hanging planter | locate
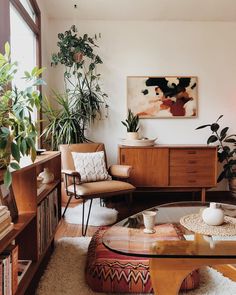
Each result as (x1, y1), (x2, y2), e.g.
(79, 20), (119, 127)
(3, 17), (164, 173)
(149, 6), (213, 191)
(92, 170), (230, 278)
(73, 52), (83, 62)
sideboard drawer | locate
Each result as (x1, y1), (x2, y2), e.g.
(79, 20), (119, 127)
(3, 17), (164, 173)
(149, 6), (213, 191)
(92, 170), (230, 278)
(169, 169), (216, 186)
(169, 148), (217, 187)
(170, 149), (216, 166)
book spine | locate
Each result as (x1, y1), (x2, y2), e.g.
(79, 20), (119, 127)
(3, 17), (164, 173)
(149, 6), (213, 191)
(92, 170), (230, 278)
(5, 246), (18, 295)
(0, 262), (2, 295)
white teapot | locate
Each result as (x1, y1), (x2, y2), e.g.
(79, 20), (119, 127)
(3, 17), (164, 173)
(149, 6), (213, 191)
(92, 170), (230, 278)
(202, 202), (224, 226)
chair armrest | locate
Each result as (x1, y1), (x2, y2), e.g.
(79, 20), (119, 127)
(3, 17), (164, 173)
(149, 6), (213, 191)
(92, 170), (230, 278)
(61, 169), (81, 184)
(62, 169), (81, 177)
(109, 165), (133, 179)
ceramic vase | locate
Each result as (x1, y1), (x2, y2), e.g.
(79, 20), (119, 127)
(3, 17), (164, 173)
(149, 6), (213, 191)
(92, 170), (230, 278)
(142, 210), (157, 233)
(202, 202), (224, 226)
(39, 168), (54, 184)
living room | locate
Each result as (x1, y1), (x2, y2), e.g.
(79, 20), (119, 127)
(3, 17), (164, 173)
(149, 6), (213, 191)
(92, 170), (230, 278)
(1, 0), (236, 294)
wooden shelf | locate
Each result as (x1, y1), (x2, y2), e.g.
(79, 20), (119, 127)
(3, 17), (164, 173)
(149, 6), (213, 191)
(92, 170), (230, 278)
(37, 180), (61, 204)
(0, 213), (35, 253)
(0, 151), (61, 294)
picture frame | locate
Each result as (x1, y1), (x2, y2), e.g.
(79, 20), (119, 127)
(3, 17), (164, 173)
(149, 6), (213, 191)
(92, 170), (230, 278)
(127, 76), (198, 118)
(0, 182), (18, 221)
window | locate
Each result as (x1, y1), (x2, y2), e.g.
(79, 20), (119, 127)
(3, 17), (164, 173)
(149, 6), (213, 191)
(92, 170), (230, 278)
(0, 0), (42, 134)
(19, 0), (36, 21)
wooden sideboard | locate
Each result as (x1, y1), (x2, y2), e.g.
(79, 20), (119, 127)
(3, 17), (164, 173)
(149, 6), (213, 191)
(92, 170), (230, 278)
(118, 145), (218, 202)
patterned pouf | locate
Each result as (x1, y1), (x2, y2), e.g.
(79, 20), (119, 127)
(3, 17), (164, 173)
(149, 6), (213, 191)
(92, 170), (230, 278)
(85, 225), (199, 293)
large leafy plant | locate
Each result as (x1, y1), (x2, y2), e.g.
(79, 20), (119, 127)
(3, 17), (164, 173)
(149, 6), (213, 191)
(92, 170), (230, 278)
(42, 93), (86, 150)
(196, 115), (236, 182)
(43, 25), (108, 149)
(0, 43), (45, 186)
(121, 109), (140, 132)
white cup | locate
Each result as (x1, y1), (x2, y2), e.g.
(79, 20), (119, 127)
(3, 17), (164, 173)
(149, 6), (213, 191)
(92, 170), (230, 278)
(142, 210), (157, 234)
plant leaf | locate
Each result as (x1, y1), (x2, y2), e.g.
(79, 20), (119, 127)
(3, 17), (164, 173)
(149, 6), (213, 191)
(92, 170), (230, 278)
(10, 162), (20, 170)
(210, 123), (219, 132)
(220, 127), (229, 138)
(4, 168), (12, 188)
(195, 124), (211, 130)
(216, 115), (223, 122)
(11, 142), (20, 162)
(207, 135), (218, 144)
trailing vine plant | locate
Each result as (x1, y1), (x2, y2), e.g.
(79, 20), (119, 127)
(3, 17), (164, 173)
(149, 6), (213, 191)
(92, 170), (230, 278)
(43, 25), (108, 149)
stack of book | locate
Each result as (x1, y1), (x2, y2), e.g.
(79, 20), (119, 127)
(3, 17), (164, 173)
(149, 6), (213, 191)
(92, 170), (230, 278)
(0, 206), (13, 241)
(0, 244), (18, 295)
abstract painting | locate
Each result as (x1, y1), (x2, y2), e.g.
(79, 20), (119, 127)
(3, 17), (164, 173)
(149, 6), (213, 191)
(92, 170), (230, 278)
(127, 76), (198, 118)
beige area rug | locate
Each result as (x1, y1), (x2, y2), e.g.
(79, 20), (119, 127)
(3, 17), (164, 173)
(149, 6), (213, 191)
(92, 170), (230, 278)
(36, 237), (236, 295)
(63, 199), (118, 226)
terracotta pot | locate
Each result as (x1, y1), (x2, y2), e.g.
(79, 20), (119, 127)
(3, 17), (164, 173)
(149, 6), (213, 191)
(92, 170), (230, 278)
(73, 52), (83, 62)
(229, 178), (236, 198)
(126, 132), (139, 140)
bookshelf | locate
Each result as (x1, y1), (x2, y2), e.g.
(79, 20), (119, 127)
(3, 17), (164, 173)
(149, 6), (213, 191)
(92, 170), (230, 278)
(0, 151), (61, 295)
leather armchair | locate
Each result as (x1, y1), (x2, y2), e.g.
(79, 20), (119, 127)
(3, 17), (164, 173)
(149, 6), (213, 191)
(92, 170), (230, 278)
(60, 143), (135, 236)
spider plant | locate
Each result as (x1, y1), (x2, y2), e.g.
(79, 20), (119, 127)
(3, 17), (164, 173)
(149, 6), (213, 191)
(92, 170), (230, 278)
(42, 92), (87, 150)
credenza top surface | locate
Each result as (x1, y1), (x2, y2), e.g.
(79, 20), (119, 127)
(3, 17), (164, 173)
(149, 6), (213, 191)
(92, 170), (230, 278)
(119, 144), (217, 149)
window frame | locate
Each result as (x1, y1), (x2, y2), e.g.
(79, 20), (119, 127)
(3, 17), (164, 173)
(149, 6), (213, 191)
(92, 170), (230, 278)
(0, 0), (42, 144)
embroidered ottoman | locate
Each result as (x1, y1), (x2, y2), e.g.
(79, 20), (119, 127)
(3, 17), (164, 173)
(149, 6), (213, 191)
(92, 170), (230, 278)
(85, 225), (199, 293)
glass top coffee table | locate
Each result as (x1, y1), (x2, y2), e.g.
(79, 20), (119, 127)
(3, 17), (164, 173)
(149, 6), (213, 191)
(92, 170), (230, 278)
(103, 201), (236, 295)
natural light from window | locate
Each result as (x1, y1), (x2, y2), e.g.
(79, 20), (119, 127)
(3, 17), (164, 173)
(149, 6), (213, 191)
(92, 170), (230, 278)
(19, 0), (36, 21)
(10, 3), (37, 123)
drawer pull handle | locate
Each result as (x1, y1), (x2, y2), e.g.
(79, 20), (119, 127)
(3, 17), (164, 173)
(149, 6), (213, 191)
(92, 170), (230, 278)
(187, 151), (197, 154)
(189, 171), (197, 174)
(188, 180), (196, 183)
(188, 161), (197, 164)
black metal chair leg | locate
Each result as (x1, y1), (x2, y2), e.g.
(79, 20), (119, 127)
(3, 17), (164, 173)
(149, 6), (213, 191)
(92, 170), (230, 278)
(82, 199), (93, 236)
(62, 194), (73, 217)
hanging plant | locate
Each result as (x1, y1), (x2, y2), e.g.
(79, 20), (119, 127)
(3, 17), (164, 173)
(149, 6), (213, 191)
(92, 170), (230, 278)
(43, 25), (108, 149)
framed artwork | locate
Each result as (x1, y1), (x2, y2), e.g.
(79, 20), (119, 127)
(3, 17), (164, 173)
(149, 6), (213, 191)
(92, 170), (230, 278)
(127, 76), (198, 118)
(0, 182), (18, 221)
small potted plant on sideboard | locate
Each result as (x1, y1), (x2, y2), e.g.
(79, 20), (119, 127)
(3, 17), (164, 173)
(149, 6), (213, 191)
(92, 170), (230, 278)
(121, 109), (140, 140)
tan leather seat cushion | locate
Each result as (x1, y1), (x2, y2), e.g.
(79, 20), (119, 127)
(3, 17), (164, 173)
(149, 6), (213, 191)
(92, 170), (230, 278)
(67, 180), (135, 197)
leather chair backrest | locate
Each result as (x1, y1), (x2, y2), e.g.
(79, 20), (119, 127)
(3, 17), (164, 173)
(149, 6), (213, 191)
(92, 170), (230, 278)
(59, 143), (107, 171)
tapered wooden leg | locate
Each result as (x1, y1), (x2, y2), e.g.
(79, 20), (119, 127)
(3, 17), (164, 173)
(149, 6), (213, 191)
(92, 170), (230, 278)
(201, 188), (206, 203)
(149, 259), (195, 295)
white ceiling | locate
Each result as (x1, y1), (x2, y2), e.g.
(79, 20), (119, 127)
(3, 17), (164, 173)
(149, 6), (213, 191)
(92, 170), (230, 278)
(41, 0), (236, 21)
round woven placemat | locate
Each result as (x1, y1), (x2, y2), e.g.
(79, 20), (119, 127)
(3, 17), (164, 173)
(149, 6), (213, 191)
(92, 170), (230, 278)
(180, 214), (236, 236)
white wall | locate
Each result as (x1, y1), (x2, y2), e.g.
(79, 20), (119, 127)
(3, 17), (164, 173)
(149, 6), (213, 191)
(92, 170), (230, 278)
(44, 19), (236, 190)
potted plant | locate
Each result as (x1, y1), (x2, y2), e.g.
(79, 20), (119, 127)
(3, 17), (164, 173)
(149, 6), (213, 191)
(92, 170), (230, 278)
(0, 43), (45, 186)
(121, 109), (140, 140)
(42, 92), (86, 150)
(196, 115), (236, 196)
(43, 25), (108, 149)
